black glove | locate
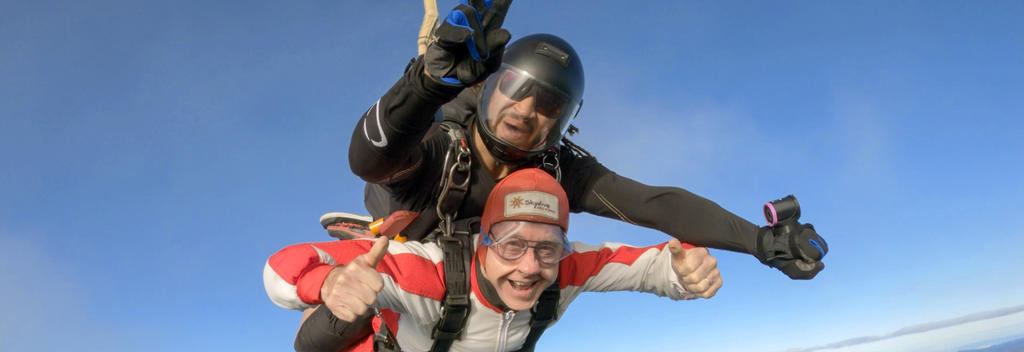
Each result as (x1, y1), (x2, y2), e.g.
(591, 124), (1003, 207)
(424, 0), (512, 86)
(756, 223), (829, 280)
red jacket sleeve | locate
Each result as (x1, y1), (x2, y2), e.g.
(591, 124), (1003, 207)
(263, 240), (377, 310)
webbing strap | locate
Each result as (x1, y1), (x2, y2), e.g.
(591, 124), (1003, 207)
(516, 280), (560, 352)
(429, 122), (474, 352)
(430, 218), (477, 352)
(373, 308), (401, 352)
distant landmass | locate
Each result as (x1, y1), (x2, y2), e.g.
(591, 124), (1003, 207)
(790, 304), (1024, 352)
(959, 336), (1024, 352)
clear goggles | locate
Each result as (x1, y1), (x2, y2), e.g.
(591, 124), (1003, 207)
(480, 220), (571, 266)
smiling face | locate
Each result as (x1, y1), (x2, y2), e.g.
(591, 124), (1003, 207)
(480, 220), (565, 311)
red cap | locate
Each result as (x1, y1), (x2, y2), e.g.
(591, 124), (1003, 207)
(481, 168), (569, 235)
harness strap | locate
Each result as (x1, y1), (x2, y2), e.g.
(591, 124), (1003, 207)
(427, 121), (564, 351)
(516, 280), (560, 352)
(429, 121), (474, 352)
(373, 308), (401, 352)
(430, 218), (477, 352)
(430, 237), (470, 351)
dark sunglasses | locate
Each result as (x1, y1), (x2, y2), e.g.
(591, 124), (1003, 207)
(497, 70), (567, 118)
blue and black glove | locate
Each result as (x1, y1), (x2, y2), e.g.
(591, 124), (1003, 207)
(756, 223), (829, 280)
(424, 0), (512, 86)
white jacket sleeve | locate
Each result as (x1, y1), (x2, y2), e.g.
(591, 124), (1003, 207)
(558, 241), (689, 302)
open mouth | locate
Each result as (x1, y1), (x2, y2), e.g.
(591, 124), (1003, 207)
(498, 120), (536, 149)
(508, 279), (537, 292)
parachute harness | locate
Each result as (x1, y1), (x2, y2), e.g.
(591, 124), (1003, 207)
(430, 121), (475, 352)
(427, 121), (561, 352)
(377, 1), (564, 349)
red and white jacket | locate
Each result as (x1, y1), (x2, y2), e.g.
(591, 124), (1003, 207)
(264, 236), (692, 352)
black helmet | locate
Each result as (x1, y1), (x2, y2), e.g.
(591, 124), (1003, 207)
(476, 33), (584, 163)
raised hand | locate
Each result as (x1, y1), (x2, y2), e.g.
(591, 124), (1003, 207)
(320, 236), (390, 322)
(424, 0), (512, 86)
(668, 239), (722, 299)
(756, 224), (828, 280)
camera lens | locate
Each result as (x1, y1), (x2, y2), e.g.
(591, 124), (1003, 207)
(763, 195), (800, 226)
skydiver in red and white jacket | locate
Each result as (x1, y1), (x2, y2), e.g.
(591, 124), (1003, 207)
(264, 168), (723, 351)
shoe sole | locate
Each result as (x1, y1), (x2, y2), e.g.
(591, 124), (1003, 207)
(320, 212), (373, 229)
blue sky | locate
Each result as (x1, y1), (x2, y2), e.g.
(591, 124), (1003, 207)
(2, 1), (1022, 351)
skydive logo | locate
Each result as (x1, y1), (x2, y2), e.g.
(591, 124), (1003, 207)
(523, 199), (553, 212)
(504, 191), (559, 220)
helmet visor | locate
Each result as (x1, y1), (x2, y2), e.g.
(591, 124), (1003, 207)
(479, 64), (581, 153)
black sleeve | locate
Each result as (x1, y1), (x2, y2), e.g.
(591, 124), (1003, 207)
(293, 305), (374, 352)
(348, 57), (463, 184)
(561, 151), (761, 254)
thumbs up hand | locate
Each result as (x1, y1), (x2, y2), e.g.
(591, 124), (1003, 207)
(667, 239), (722, 299)
(320, 236), (390, 322)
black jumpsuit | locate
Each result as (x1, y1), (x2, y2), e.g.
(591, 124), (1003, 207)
(296, 57), (761, 351)
(349, 57), (760, 251)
